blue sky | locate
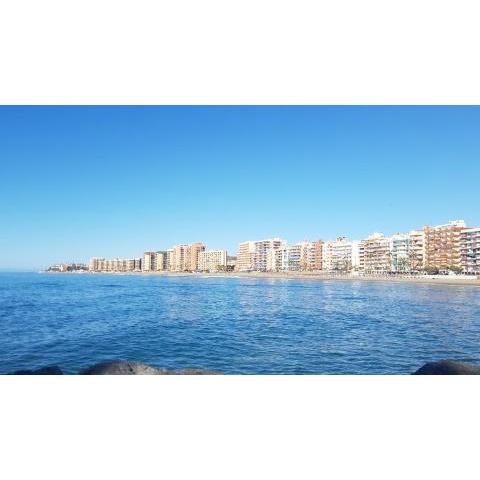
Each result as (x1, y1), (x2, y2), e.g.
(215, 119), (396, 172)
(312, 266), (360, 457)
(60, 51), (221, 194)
(0, 106), (479, 270)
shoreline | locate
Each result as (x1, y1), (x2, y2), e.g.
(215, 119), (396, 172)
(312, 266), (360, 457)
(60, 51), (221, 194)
(44, 270), (480, 287)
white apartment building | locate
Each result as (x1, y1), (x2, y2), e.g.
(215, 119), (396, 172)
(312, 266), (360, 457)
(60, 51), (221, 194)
(198, 250), (228, 272)
(254, 238), (286, 272)
(273, 242), (314, 272)
(461, 227), (480, 273)
(390, 233), (411, 272)
(279, 244), (303, 271)
(236, 238), (286, 272)
(322, 237), (359, 272)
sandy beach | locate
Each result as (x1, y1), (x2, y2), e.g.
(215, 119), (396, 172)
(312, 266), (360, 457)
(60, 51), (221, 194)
(81, 270), (480, 287)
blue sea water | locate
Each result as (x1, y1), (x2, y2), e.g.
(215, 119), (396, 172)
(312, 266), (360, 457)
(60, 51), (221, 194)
(0, 272), (479, 374)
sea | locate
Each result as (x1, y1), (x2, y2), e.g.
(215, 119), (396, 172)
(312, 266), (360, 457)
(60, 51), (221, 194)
(1, 272), (479, 374)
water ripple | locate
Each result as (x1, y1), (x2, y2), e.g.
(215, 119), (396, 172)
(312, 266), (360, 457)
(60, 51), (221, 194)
(0, 273), (479, 374)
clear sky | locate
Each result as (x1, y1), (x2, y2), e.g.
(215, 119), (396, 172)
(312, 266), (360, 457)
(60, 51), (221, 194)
(1, 106), (479, 270)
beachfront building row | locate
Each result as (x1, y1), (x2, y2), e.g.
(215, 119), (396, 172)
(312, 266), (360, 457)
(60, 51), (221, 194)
(235, 220), (480, 274)
(89, 257), (143, 273)
(89, 243), (229, 273)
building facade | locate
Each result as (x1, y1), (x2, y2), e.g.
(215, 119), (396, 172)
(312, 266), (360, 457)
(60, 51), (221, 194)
(89, 257), (141, 272)
(143, 252), (156, 272)
(189, 242), (206, 271)
(155, 251), (168, 271)
(198, 250), (228, 272)
(322, 237), (358, 272)
(390, 233), (411, 272)
(424, 220), (465, 271)
(461, 227), (480, 273)
(236, 241), (256, 272)
(409, 229), (425, 271)
(254, 238), (286, 272)
(359, 233), (391, 273)
(170, 243), (206, 271)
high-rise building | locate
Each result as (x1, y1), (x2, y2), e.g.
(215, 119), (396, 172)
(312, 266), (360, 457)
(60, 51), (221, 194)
(166, 249), (173, 271)
(424, 220), (465, 271)
(198, 250), (228, 272)
(274, 241), (320, 272)
(278, 244), (303, 271)
(143, 252), (157, 272)
(170, 243), (206, 271)
(254, 238), (286, 272)
(134, 258), (142, 271)
(236, 241), (256, 272)
(155, 251), (168, 271)
(461, 227), (480, 273)
(236, 238), (286, 272)
(170, 245), (189, 272)
(308, 240), (324, 271)
(322, 237), (357, 272)
(359, 233), (391, 273)
(390, 233), (411, 272)
(189, 242), (206, 271)
(89, 257), (104, 271)
(409, 229), (425, 271)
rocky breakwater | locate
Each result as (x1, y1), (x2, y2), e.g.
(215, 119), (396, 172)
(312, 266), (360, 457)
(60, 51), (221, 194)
(8, 361), (222, 375)
(412, 359), (480, 375)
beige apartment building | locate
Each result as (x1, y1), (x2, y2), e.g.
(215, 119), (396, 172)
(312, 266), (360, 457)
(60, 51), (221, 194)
(236, 241), (256, 272)
(155, 251), (168, 271)
(409, 229), (425, 271)
(143, 252), (156, 272)
(170, 243), (206, 271)
(89, 257), (104, 271)
(198, 250), (228, 272)
(166, 249), (173, 271)
(359, 233), (391, 273)
(275, 241), (323, 272)
(423, 220), (465, 271)
(89, 257), (140, 272)
(236, 238), (286, 272)
(237, 238), (321, 272)
(170, 245), (189, 272)
(189, 242), (206, 271)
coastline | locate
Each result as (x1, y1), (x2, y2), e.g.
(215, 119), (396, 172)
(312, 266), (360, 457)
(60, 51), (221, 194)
(46, 270), (480, 287)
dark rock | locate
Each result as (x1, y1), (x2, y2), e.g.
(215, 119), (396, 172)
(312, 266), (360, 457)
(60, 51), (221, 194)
(10, 366), (63, 375)
(80, 360), (222, 375)
(80, 361), (168, 375)
(413, 360), (480, 375)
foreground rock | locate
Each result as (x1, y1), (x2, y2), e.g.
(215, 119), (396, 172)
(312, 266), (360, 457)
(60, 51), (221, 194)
(6, 361), (221, 375)
(413, 360), (480, 375)
(80, 361), (221, 375)
(10, 366), (64, 375)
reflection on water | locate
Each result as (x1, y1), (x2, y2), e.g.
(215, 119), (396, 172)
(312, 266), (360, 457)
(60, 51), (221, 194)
(0, 273), (479, 374)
